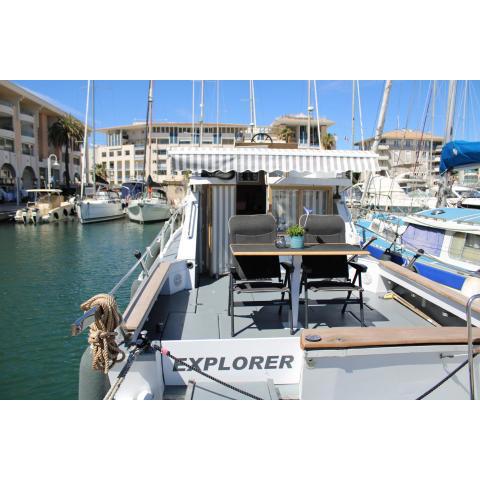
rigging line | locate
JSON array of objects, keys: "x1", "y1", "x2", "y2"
[
  {"x1": 468, "y1": 81, "x2": 479, "y2": 140},
  {"x1": 351, "y1": 80, "x2": 356, "y2": 149},
  {"x1": 80, "y1": 80, "x2": 91, "y2": 199},
  {"x1": 92, "y1": 80, "x2": 96, "y2": 190}
]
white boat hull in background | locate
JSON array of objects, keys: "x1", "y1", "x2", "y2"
[
  {"x1": 77, "y1": 199, "x2": 125, "y2": 224},
  {"x1": 127, "y1": 199, "x2": 171, "y2": 223}
]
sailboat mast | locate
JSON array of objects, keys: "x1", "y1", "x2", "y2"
[
  {"x1": 192, "y1": 80, "x2": 195, "y2": 144},
  {"x1": 360, "y1": 80, "x2": 392, "y2": 205},
  {"x1": 142, "y1": 80, "x2": 153, "y2": 190},
  {"x1": 429, "y1": 80, "x2": 436, "y2": 189},
  {"x1": 438, "y1": 80, "x2": 457, "y2": 207},
  {"x1": 351, "y1": 80, "x2": 356, "y2": 149},
  {"x1": 92, "y1": 80, "x2": 96, "y2": 191},
  {"x1": 80, "y1": 80, "x2": 91, "y2": 199},
  {"x1": 313, "y1": 80, "x2": 322, "y2": 149},
  {"x1": 216, "y1": 80, "x2": 220, "y2": 144},
  {"x1": 199, "y1": 80, "x2": 204, "y2": 146},
  {"x1": 307, "y1": 80, "x2": 312, "y2": 147}
]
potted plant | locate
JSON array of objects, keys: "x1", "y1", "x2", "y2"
[{"x1": 286, "y1": 224, "x2": 305, "y2": 249}]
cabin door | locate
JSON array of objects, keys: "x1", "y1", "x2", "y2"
[{"x1": 235, "y1": 171, "x2": 267, "y2": 215}]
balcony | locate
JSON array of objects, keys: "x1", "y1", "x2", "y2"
[
  {"x1": 0, "y1": 128, "x2": 15, "y2": 139},
  {"x1": 0, "y1": 102, "x2": 14, "y2": 115},
  {"x1": 20, "y1": 112, "x2": 35, "y2": 123}
]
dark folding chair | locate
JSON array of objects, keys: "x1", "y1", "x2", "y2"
[
  {"x1": 228, "y1": 214, "x2": 293, "y2": 336},
  {"x1": 299, "y1": 214, "x2": 367, "y2": 327}
]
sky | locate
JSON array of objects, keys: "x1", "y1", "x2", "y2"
[{"x1": 13, "y1": 80, "x2": 480, "y2": 149}]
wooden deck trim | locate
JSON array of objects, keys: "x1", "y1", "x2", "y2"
[
  {"x1": 123, "y1": 261, "x2": 173, "y2": 332},
  {"x1": 379, "y1": 260, "x2": 480, "y2": 315},
  {"x1": 301, "y1": 327, "x2": 480, "y2": 350}
]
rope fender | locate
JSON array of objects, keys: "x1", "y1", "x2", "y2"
[{"x1": 80, "y1": 294, "x2": 125, "y2": 374}]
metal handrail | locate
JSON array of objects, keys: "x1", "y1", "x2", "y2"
[
  {"x1": 71, "y1": 204, "x2": 185, "y2": 336},
  {"x1": 466, "y1": 293, "x2": 480, "y2": 400}
]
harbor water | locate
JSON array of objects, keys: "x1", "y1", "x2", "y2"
[{"x1": 0, "y1": 218, "x2": 163, "y2": 400}]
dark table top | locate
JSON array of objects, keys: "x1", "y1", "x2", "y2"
[{"x1": 230, "y1": 243, "x2": 369, "y2": 256}]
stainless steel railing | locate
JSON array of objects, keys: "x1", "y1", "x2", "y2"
[
  {"x1": 71, "y1": 203, "x2": 185, "y2": 336},
  {"x1": 466, "y1": 293, "x2": 480, "y2": 400}
]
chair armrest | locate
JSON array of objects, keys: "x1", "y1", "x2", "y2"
[
  {"x1": 280, "y1": 261, "x2": 294, "y2": 274},
  {"x1": 348, "y1": 261, "x2": 367, "y2": 273}
]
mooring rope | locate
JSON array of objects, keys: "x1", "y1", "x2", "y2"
[{"x1": 80, "y1": 294, "x2": 125, "y2": 374}]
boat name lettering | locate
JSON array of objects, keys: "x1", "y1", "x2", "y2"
[{"x1": 172, "y1": 355, "x2": 294, "y2": 372}]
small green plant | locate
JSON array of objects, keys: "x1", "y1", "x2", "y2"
[{"x1": 286, "y1": 224, "x2": 305, "y2": 237}]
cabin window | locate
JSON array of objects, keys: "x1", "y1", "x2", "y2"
[
  {"x1": 272, "y1": 189, "x2": 297, "y2": 232},
  {"x1": 449, "y1": 232, "x2": 480, "y2": 263},
  {"x1": 271, "y1": 188, "x2": 331, "y2": 232},
  {"x1": 402, "y1": 224, "x2": 444, "y2": 256},
  {"x1": 302, "y1": 190, "x2": 327, "y2": 215}
]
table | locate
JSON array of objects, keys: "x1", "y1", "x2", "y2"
[{"x1": 230, "y1": 243, "x2": 370, "y2": 329}]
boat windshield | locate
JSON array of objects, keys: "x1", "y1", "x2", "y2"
[{"x1": 459, "y1": 189, "x2": 480, "y2": 199}]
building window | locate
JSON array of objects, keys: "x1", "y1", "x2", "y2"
[
  {"x1": 22, "y1": 143, "x2": 34, "y2": 156},
  {"x1": 124, "y1": 150, "x2": 130, "y2": 156},
  {"x1": 0, "y1": 137, "x2": 15, "y2": 152},
  {"x1": 117, "y1": 150, "x2": 122, "y2": 156},
  {"x1": 101, "y1": 152, "x2": 106, "y2": 157},
  {"x1": 159, "y1": 149, "x2": 167, "y2": 155},
  {"x1": 157, "y1": 169, "x2": 167, "y2": 175},
  {"x1": 109, "y1": 151, "x2": 114, "y2": 157},
  {"x1": 159, "y1": 138, "x2": 169, "y2": 144}
]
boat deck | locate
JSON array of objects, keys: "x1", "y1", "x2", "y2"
[{"x1": 144, "y1": 273, "x2": 431, "y2": 343}]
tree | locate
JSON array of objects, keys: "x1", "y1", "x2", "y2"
[
  {"x1": 93, "y1": 163, "x2": 108, "y2": 182},
  {"x1": 278, "y1": 126, "x2": 295, "y2": 144},
  {"x1": 48, "y1": 115, "x2": 84, "y2": 188},
  {"x1": 321, "y1": 133, "x2": 336, "y2": 150}
]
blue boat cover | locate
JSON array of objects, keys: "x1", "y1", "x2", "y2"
[{"x1": 440, "y1": 140, "x2": 480, "y2": 173}]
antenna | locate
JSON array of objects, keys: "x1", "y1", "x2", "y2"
[{"x1": 307, "y1": 80, "x2": 313, "y2": 147}]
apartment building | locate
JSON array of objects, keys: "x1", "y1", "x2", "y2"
[
  {"x1": 355, "y1": 129, "x2": 445, "y2": 189},
  {"x1": 0, "y1": 81, "x2": 83, "y2": 195},
  {"x1": 96, "y1": 114, "x2": 335, "y2": 185}
]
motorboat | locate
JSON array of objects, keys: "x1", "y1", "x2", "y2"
[
  {"x1": 77, "y1": 188, "x2": 125, "y2": 224},
  {"x1": 447, "y1": 184, "x2": 480, "y2": 209},
  {"x1": 14, "y1": 189, "x2": 75, "y2": 224},
  {"x1": 71, "y1": 146, "x2": 480, "y2": 400}
]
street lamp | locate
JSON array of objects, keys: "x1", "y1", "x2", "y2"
[{"x1": 47, "y1": 154, "x2": 60, "y2": 189}]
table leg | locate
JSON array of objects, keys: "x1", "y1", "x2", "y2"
[{"x1": 290, "y1": 256, "x2": 302, "y2": 330}]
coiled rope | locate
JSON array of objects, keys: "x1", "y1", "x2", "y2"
[{"x1": 80, "y1": 294, "x2": 125, "y2": 373}]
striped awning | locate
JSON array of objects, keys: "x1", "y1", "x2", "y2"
[{"x1": 167, "y1": 147, "x2": 380, "y2": 174}]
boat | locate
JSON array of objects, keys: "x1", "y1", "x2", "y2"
[
  {"x1": 70, "y1": 82, "x2": 480, "y2": 400},
  {"x1": 126, "y1": 81, "x2": 172, "y2": 224},
  {"x1": 76, "y1": 188, "x2": 125, "y2": 224},
  {"x1": 447, "y1": 184, "x2": 480, "y2": 209},
  {"x1": 71, "y1": 145, "x2": 480, "y2": 400},
  {"x1": 76, "y1": 80, "x2": 125, "y2": 225},
  {"x1": 127, "y1": 176, "x2": 171, "y2": 223},
  {"x1": 14, "y1": 189, "x2": 75, "y2": 224}
]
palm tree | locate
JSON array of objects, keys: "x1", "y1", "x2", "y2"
[
  {"x1": 278, "y1": 126, "x2": 295, "y2": 144},
  {"x1": 48, "y1": 115, "x2": 84, "y2": 188},
  {"x1": 93, "y1": 163, "x2": 108, "y2": 183},
  {"x1": 321, "y1": 133, "x2": 336, "y2": 150}
]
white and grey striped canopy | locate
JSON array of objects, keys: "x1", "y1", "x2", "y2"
[{"x1": 167, "y1": 147, "x2": 380, "y2": 174}]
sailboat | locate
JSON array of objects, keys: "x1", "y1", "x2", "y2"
[
  {"x1": 127, "y1": 80, "x2": 172, "y2": 224},
  {"x1": 76, "y1": 80, "x2": 125, "y2": 224}
]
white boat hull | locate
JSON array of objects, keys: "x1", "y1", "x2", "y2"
[
  {"x1": 127, "y1": 199, "x2": 171, "y2": 223},
  {"x1": 15, "y1": 203, "x2": 75, "y2": 224},
  {"x1": 77, "y1": 200, "x2": 125, "y2": 224}
]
